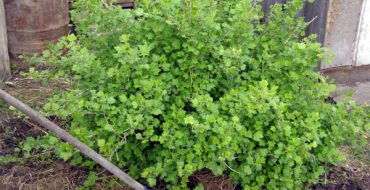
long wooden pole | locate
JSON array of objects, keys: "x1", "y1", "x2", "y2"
[
  {"x1": 0, "y1": 0, "x2": 11, "y2": 81},
  {"x1": 0, "y1": 89, "x2": 147, "y2": 190}
]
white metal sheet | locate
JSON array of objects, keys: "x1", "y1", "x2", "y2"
[{"x1": 356, "y1": 0, "x2": 370, "y2": 66}]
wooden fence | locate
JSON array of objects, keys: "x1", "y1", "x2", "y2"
[{"x1": 0, "y1": 0, "x2": 10, "y2": 81}]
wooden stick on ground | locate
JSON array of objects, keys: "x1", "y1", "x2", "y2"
[{"x1": 0, "y1": 89, "x2": 147, "y2": 190}]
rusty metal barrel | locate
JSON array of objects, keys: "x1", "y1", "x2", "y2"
[{"x1": 5, "y1": 0, "x2": 70, "y2": 57}]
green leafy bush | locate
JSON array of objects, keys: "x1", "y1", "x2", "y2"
[{"x1": 32, "y1": 0, "x2": 369, "y2": 189}]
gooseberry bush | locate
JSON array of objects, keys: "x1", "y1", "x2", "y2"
[{"x1": 31, "y1": 0, "x2": 369, "y2": 189}]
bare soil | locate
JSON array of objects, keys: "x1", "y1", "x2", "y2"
[
  {"x1": 0, "y1": 75, "x2": 88, "y2": 190},
  {"x1": 188, "y1": 169, "x2": 237, "y2": 190},
  {"x1": 0, "y1": 109, "x2": 89, "y2": 189},
  {"x1": 0, "y1": 161, "x2": 87, "y2": 190}
]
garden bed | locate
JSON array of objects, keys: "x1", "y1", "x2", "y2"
[
  {"x1": 0, "y1": 74, "x2": 130, "y2": 190},
  {"x1": 0, "y1": 74, "x2": 369, "y2": 190}
]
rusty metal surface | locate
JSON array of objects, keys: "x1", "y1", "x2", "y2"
[
  {"x1": 322, "y1": 0, "x2": 363, "y2": 70},
  {"x1": 68, "y1": 0, "x2": 134, "y2": 11},
  {"x1": 5, "y1": 0, "x2": 70, "y2": 57}
]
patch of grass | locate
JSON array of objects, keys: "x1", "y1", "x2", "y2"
[{"x1": 0, "y1": 156, "x2": 25, "y2": 165}]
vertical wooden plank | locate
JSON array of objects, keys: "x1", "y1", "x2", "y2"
[
  {"x1": 304, "y1": 0, "x2": 329, "y2": 70},
  {"x1": 304, "y1": 0, "x2": 329, "y2": 45},
  {"x1": 0, "y1": 0, "x2": 10, "y2": 81}
]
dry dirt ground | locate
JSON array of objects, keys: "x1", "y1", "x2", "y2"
[
  {"x1": 0, "y1": 75, "x2": 369, "y2": 190},
  {"x1": 0, "y1": 76, "x2": 88, "y2": 190}
]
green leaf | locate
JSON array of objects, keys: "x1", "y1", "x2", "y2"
[
  {"x1": 97, "y1": 139, "x2": 105, "y2": 147},
  {"x1": 260, "y1": 80, "x2": 268, "y2": 88},
  {"x1": 84, "y1": 172, "x2": 97, "y2": 187},
  {"x1": 22, "y1": 137, "x2": 35, "y2": 152},
  {"x1": 107, "y1": 97, "x2": 116, "y2": 104},
  {"x1": 48, "y1": 136, "x2": 59, "y2": 145},
  {"x1": 284, "y1": 126, "x2": 292, "y2": 136},
  {"x1": 135, "y1": 8, "x2": 144, "y2": 16},
  {"x1": 67, "y1": 34, "x2": 77, "y2": 42},
  {"x1": 151, "y1": 109, "x2": 162, "y2": 115},
  {"x1": 253, "y1": 131, "x2": 264, "y2": 141},
  {"x1": 244, "y1": 165, "x2": 252, "y2": 175},
  {"x1": 43, "y1": 50, "x2": 51, "y2": 58},
  {"x1": 107, "y1": 68, "x2": 115, "y2": 77},
  {"x1": 147, "y1": 178, "x2": 156, "y2": 186},
  {"x1": 136, "y1": 133, "x2": 143, "y2": 140},
  {"x1": 184, "y1": 116, "x2": 196, "y2": 125},
  {"x1": 132, "y1": 101, "x2": 138, "y2": 109},
  {"x1": 60, "y1": 151, "x2": 73, "y2": 161}
]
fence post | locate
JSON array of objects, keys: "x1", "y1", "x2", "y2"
[
  {"x1": 0, "y1": 0, "x2": 10, "y2": 81},
  {"x1": 304, "y1": 0, "x2": 329, "y2": 70},
  {"x1": 304, "y1": 0, "x2": 329, "y2": 44}
]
